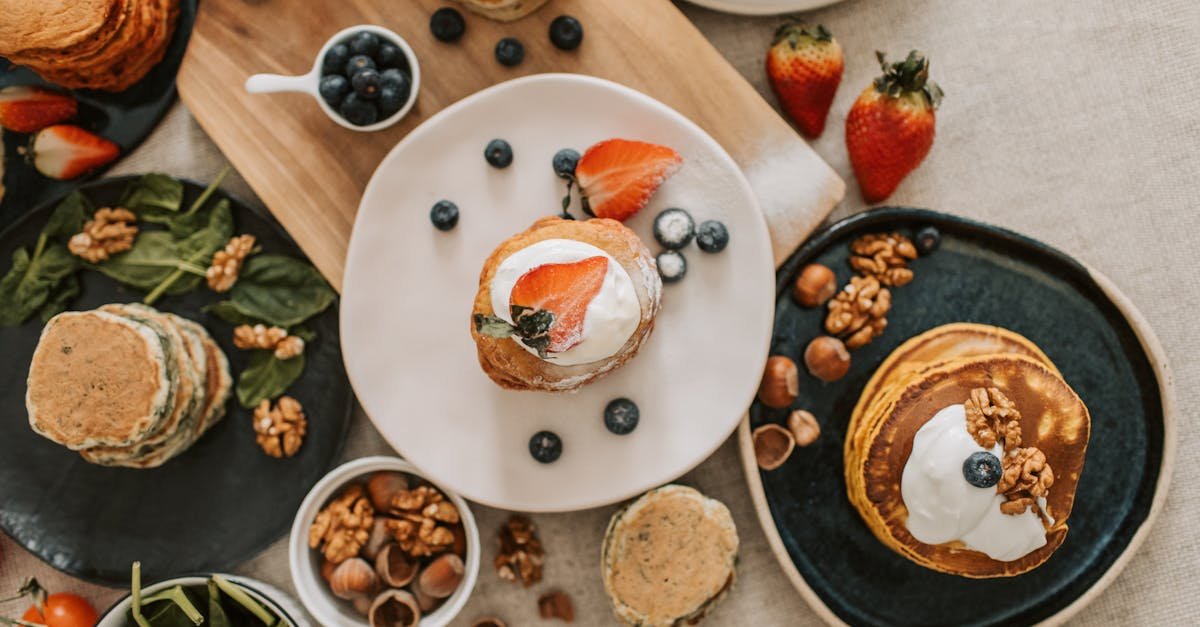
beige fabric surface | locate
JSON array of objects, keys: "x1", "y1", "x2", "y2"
[{"x1": 2, "y1": 0, "x2": 1198, "y2": 624}]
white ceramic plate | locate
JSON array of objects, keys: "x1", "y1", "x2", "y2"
[
  {"x1": 341, "y1": 74, "x2": 774, "y2": 512},
  {"x1": 683, "y1": 0, "x2": 845, "y2": 16}
]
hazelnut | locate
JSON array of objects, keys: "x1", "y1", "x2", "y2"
[
  {"x1": 367, "y1": 472, "x2": 410, "y2": 512},
  {"x1": 752, "y1": 423, "x2": 795, "y2": 470},
  {"x1": 369, "y1": 589, "x2": 420, "y2": 627},
  {"x1": 329, "y1": 557, "x2": 379, "y2": 600},
  {"x1": 375, "y1": 543, "x2": 418, "y2": 588},
  {"x1": 411, "y1": 579, "x2": 441, "y2": 612},
  {"x1": 758, "y1": 356, "x2": 799, "y2": 408},
  {"x1": 792, "y1": 264, "x2": 837, "y2": 307},
  {"x1": 472, "y1": 618, "x2": 507, "y2": 627},
  {"x1": 362, "y1": 518, "x2": 392, "y2": 561},
  {"x1": 787, "y1": 410, "x2": 821, "y2": 447},
  {"x1": 537, "y1": 590, "x2": 575, "y2": 623},
  {"x1": 804, "y1": 336, "x2": 851, "y2": 382},
  {"x1": 320, "y1": 558, "x2": 337, "y2": 583},
  {"x1": 417, "y1": 553, "x2": 464, "y2": 599}
]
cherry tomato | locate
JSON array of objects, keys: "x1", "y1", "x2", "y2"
[{"x1": 20, "y1": 592, "x2": 98, "y2": 627}]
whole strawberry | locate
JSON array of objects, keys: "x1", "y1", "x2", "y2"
[
  {"x1": 845, "y1": 50, "x2": 943, "y2": 203},
  {"x1": 766, "y1": 23, "x2": 843, "y2": 139}
]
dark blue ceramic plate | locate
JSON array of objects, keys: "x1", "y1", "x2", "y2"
[
  {"x1": 0, "y1": 176, "x2": 353, "y2": 585},
  {"x1": 0, "y1": 0, "x2": 198, "y2": 223},
  {"x1": 742, "y1": 208, "x2": 1172, "y2": 626}
]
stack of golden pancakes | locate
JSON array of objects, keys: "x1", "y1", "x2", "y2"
[
  {"x1": 0, "y1": 0, "x2": 179, "y2": 92},
  {"x1": 845, "y1": 323, "x2": 1090, "y2": 577}
]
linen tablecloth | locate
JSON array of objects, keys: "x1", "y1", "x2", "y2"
[{"x1": 2, "y1": 1, "x2": 1198, "y2": 624}]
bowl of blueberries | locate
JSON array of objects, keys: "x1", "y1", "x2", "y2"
[{"x1": 246, "y1": 25, "x2": 419, "y2": 131}]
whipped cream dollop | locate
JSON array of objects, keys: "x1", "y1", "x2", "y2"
[
  {"x1": 490, "y1": 239, "x2": 639, "y2": 366},
  {"x1": 901, "y1": 404, "x2": 1052, "y2": 562}
]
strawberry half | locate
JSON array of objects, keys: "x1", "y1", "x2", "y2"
[
  {"x1": 575, "y1": 139, "x2": 682, "y2": 222},
  {"x1": 0, "y1": 86, "x2": 77, "y2": 134},
  {"x1": 510, "y1": 256, "x2": 609, "y2": 354},
  {"x1": 30, "y1": 124, "x2": 120, "y2": 180}
]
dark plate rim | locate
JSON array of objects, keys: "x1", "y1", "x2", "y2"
[
  {"x1": 737, "y1": 207, "x2": 1177, "y2": 626},
  {"x1": 0, "y1": 174, "x2": 354, "y2": 586}
]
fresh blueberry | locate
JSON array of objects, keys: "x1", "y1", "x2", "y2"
[
  {"x1": 604, "y1": 398, "x2": 639, "y2": 435},
  {"x1": 916, "y1": 225, "x2": 941, "y2": 254},
  {"x1": 548, "y1": 15, "x2": 584, "y2": 50},
  {"x1": 696, "y1": 220, "x2": 730, "y2": 253},
  {"x1": 322, "y1": 43, "x2": 350, "y2": 75},
  {"x1": 430, "y1": 7, "x2": 466, "y2": 42},
  {"x1": 349, "y1": 32, "x2": 380, "y2": 57},
  {"x1": 380, "y1": 68, "x2": 409, "y2": 89},
  {"x1": 430, "y1": 200, "x2": 459, "y2": 231},
  {"x1": 962, "y1": 451, "x2": 1002, "y2": 488},
  {"x1": 552, "y1": 148, "x2": 580, "y2": 179},
  {"x1": 529, "y1": 430, "x2": 562, "y2": 464},
  {"x1": 653, "y1": 208, "x2": 695, "y2": 250},
  {"x1": 376, "y1": 42, "x2": 405, "y2": 69},
  {"x1": 318, "y1": 74, "x2": 350, "y2": 107},
  {"x1": 338, "y1": 93, "x2": 378, "y2": 126},
  {"x1": 345, "y1": 54, "x2": 376, "y2": 77},
  {"x1": 378, "y1": 85, "x2": 407, "y2": 118},
  {"x1": 656, "y1": 250, "x2": 687, "y2": 284},
  {"x1": 351, "y1": 69, "x2": 383, "y2": 100},
  {"x1": 495, "y1": 37, "x2": 525, "y2": 67},
  {"x1": 484, "y1": 139, "x2": 513, "y2": 169}
]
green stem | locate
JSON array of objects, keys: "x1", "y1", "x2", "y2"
[
  {"x1": 212, "y1": 576, "x2": 276, "y2": 626},
  {"x1": 143, "y1": 251, "x2": 210, "y2": 305},
  {"x1": 186, "y1": 165, "x2": 231, "y2": 216},
  {"x1": 141, "y1": 586, "x2": 203, "y2": 626},
  {"x1": 132, "y1": 562, "x2": 150, "y2": 627},
  {"x1": 30, "y1": 234, "x2": 48, "y2": 262}
]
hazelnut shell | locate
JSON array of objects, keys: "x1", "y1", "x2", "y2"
[
  {"x1": 758, "y1": 356, "x2": 799, "y2": 409},
  {"x1": 366, "y1": 471, "x2": 410, "y2": 512},
  {"x1": 753, "y1": 423, "x2": 795, "y2": 470},
  {"x1": 792, "y1": 264, "x2": 837, "y2": 307},
  {"x1": 417, "y1": 553, "x2": 465, "y2": 599},
  {"x1": 804, "y1": 336, "x2": 851, "y2": 382},
  {"x1": 471, "y1": 618, "x2": 508, "y2": 627},
  {"x1": 375, "y1": 543, "x2": 418, "y2": 588},
  {"x1": 788, "y1": 409, "x2": 821, "y2": 447},
  {"x1": 329, "y1": 557, "x2": 379, "y2": 600},
  {"x1": 369, "y1": 589, "x2": 421, "y2": 627}
]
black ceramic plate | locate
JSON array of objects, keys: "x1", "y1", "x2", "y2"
[
  {"x1": 0, "y1": 176, "x2": 353, "y2": 585},
  {"x1": 0, "y1": 0, "x2": 198, "y2": 223},
  {"x1": 743, "y1": 208, "x2": 1171, "y2": 626}
]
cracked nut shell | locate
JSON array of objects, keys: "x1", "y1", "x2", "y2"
[
  {"x1": 787, "y1": 410, "x2": 821, "y2": 447},
  {"x1": 758, "y1": 356, "x2": 799, "y2": 408},
  {"x1": 792, "y1": 263, "x2": 837, "y2": 307},
  {"x1": 471, "y1": 618, "x2": 507, "y2": 627},
  {"x1": 369, "y1": 589, "x2": 421, "y2": 627},
  {"x1": 804, "y1": 336, "x2": 851, "y2": 382},
  {"x1": 418, "y1": 553, "x2": 465, "y2": 599},
  {"x1": 375, "y1": 543, "x2": 418, "y2": 588},
  {"x1": 753, "y1": 423, "x2": 795, "y2": 470}
]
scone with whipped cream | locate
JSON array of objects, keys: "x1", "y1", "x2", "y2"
[
  {"x1": 846, "y1": 325, "x2": 1090, "y2": 577},
  {"x1": 471, "y1": 216, "x2": 661, "y2": 392}
]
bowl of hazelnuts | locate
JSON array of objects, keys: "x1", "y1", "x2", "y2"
[{"x1": 289, "y1": 456, "x2": 479, "y2": 627}]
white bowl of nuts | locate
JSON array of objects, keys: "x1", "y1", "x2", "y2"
[{"x1": 289, "y1": 456, "x2": 480, "y2": 627}]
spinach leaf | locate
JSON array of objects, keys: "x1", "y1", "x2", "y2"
[
  {"x1": 0, "y1": 245, "x2": 79, "y2": 326},
  {"x1": 120, "y1": 173, "x2": 184, "y2": 214},
  {"x1": 39, "y1": 273, "x2": 80, "y2": 321},
  {"x1": 236, "y1": 350, "x2": 305, "y2": 409},
  {"x1": 95, "y1": 231, "x2": 189, "y2": 290},
  {"x1": 205, "y1": 300, "x2": 317, "y2": 343},
  {"x1": 229, "y1": 254, "x2": 335, "y2": 327},
  {"x1": 42, "y1": 191, "x2": 92, "y2": 239}
]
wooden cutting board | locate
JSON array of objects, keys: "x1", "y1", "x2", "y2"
[{"x1": 178, "y1": 0, "x2": 843, "y2": 289}]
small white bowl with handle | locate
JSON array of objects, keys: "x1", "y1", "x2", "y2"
[{"x1": 246, "y1": 25, "x2": 420, "y2": 132}]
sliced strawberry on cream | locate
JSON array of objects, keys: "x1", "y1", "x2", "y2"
[
  {"x1": 575, "y1": 139, "x2": 682, "y2": 222},
  {"x1": 477, "y1": 239, "x2": 641, "y2": 366}
]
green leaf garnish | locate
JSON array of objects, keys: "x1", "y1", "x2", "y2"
[
  {"x1": 235, "y1": 350, "x2": 306, "y2": 409},
  {"x1": 227, "y1": 254, "x2": 336, "y2": 327},
  {"x1": 473, "y1": 306, "x2": 556, "y2": 358}
]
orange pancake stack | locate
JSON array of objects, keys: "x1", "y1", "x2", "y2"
[{"x1": 0, "y1": 0, "x2": 179, "y2": 92}]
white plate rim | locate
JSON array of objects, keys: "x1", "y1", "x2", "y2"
[
  {"x1": 682, "y1": 0, "x2": 846, "y2": 17},
  {"x1": 342, "y1": 73, "x2": 775, "y2": 512}
]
